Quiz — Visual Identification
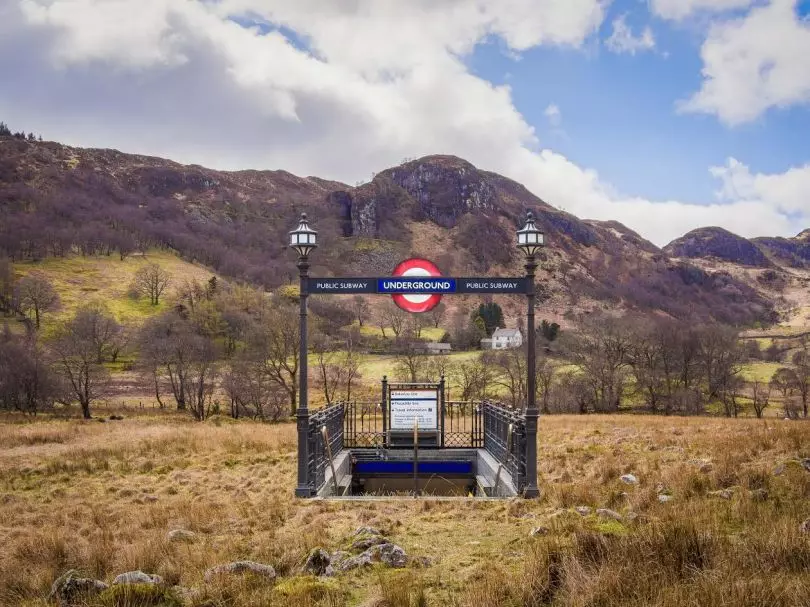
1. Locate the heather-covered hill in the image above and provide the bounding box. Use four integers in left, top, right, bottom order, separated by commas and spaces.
0, 137, 777, 326
663, 227, 772, 268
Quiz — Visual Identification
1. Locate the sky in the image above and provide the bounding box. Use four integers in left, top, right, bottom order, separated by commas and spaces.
0, 0, 809, 247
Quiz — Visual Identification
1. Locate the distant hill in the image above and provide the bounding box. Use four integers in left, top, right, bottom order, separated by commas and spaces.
663, 227, 772, 268
0, 136, 782, 327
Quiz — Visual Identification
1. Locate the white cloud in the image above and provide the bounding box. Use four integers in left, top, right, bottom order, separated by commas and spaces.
711, 158, 810, 215
650, 0, 756, 21
680, 0, 810, 124
0, 0, 807, 249
605, 15, 656, 55
544, 104, 562, 126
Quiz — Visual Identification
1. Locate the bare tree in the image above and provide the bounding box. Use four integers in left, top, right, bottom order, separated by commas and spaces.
223, 358, 286, 420
132, 262, 170, 305
0, 330, 57, 414
451, 356, 495, 401
485, 348, 528, 409
770, 367, 799, 419
750, 380, 770, 419
537, 358, 555, 415
393, 338, 428, 382
138, 312, 219, 419
428, 302, 446, 329
78, 302, 124, 364
51, 307, 112, 419
382, 303, 407, 338
352, 295, 370, 327
791, 338, 810, 417
569, 317, 632, 413
14, 272, 60, 329
256, 304, 300, 416
0, 257, 13, 314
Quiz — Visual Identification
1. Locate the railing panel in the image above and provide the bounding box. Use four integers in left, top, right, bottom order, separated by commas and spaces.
482, 401, 527, 493
308, 402, 345, 493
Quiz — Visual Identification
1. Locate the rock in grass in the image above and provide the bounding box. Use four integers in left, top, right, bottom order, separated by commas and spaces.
800, 519, 810, 534
574, 506, 592, 516
339, 543, 408, 571
353, 526, 382, 537
49, 570, 108, 605
167, 529, 196, 543
204, 561, 276, 582
773, 463, 786, 476
658, 494, 674, 503
350, 534, 388, 551
708, 489, 733, 500
596, 508, 623, 521
529, 526, 550, 537
620, 474, 638, 485
802, 459, 810, 473
112, 571, 163, 585
303, 548, 331, 577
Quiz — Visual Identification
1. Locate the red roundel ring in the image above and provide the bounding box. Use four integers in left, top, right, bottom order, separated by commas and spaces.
391, 258, 442, 313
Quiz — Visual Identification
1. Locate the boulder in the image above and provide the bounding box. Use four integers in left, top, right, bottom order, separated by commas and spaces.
802, 459, 810, 473
350, 534, 388, 552
167, 529, 196, 543
112, 571, 163, 585
620, 474, 638, 485
529, 526, 550, 537
49, 570, 108, 605
353, 526, 382, 537
596, 509, 623, 521
658, 494, 674, 503
204, 561, 276, 582
708, 489, 733, 500
574, 506, 592, 517
338, 542, 408, 571
800, 519, 810, 534
302, 548, 331, 577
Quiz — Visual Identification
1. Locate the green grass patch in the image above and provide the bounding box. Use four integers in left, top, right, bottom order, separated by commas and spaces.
740, 362, 785, 382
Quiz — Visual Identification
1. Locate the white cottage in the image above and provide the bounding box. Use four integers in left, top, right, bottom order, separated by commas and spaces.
482, 328, 523, 350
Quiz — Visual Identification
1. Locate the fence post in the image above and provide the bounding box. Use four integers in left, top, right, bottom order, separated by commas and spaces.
381, 375, 388, 448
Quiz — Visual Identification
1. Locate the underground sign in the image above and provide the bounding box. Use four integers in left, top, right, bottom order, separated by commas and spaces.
388, 258, 443, 313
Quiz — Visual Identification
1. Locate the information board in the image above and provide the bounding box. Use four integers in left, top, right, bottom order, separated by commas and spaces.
389, 389, 438, 431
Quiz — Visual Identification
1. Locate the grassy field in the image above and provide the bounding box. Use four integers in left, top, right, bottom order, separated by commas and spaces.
0, 413, 808, 606
13, 252, 218, 332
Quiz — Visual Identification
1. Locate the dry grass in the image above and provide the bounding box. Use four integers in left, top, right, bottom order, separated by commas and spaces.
0, 414, 808, 606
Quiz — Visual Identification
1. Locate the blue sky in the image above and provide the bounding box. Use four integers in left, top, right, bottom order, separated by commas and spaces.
1, 0, 809, 245
470, 0, 810, 206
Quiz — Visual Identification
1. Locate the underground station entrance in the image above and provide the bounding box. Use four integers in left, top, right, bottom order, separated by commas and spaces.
309, 379, 528, 497
289, 211, 545, 499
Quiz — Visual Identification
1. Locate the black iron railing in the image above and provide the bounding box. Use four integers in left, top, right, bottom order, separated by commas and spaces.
482, 401, 527, 493
307, 399, 528, 494
443, 401, 484, 447
343, 401, 384, 448
308, 402, 345, 492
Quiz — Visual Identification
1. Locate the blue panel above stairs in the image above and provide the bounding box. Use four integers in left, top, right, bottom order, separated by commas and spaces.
354, 460, 473, 475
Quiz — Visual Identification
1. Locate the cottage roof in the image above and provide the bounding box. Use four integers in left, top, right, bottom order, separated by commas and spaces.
492, 328, 521, 338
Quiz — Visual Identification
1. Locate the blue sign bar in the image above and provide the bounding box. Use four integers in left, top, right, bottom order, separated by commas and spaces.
306, 277, 528, 294
377, 278, 457, 294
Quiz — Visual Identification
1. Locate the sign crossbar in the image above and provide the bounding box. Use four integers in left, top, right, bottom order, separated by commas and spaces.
307, 277, 528, 295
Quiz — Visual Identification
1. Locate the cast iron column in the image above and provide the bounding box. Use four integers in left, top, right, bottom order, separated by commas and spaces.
295, 256, 311, 497
524, 255, 540, 498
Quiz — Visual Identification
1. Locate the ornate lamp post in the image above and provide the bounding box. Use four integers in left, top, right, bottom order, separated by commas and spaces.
516, 211, 545, 498
290, 213, 317, 497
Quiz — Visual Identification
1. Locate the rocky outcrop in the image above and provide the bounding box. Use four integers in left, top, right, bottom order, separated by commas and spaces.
664, 227, 771, 267
112, 571, 163, 585
48, 570, 108, 605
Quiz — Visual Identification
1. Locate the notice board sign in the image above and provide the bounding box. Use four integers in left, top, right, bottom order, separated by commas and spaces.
389, 388, 438, 431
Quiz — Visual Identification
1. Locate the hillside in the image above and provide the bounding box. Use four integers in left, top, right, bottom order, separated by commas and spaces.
0, 137, 782, 327
663, 227, 772, 268
12, 251, 219, 332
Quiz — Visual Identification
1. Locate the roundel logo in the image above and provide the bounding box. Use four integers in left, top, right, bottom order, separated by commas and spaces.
391, 258, 442, 313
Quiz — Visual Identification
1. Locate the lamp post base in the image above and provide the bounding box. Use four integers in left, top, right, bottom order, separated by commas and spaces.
523, 486, 541, 499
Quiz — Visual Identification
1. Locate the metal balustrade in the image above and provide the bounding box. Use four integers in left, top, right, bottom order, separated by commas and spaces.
307, 398, 528, 495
